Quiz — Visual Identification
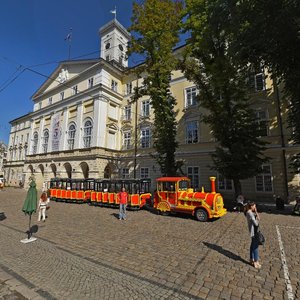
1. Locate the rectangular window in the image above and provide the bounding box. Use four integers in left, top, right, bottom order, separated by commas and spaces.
111, 80, 118, 92
122, 168, 130, 179
126, 82, 132, 95
248, 65, 265, 92
185, 87, 197, 107
142, 100, 150, 117
38, 102, 42, 109
256, 165, 273, 192
187, 167, 199, 190
218, 175, 233, 190
48, 97, 52, 105
141, 127, 150, 148
140, 167, 149, 179
88, 78, 94, 88
256, 110, 269, 137
186, 121, 198, 144
60, 91, 64, 100
72, 85, 78, 95
124, 105, 131, 121
123, 131, 131, 149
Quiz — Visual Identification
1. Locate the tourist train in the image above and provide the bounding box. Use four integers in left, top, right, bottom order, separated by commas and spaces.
49, 176, 227, 222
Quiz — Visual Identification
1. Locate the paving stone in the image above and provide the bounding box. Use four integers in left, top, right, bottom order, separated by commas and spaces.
0, 188, 299, 299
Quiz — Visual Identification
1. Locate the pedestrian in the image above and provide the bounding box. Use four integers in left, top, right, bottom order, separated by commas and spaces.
118, 187, 128, 220
245, 201, 261, 269
37, 192, 48, 222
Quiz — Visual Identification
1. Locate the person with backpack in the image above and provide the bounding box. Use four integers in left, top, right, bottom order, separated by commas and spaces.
245, 201, 261, 269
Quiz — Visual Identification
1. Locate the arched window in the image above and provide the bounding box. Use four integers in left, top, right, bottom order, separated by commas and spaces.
32, 132, 38, 154
42, 129, 49, 153
67, 123, 76, 150
83, 120, 93, 148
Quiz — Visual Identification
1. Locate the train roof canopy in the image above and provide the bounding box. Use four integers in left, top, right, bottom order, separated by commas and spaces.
156, 177, 190, 182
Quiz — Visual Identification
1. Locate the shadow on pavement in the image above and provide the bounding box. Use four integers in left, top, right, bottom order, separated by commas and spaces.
0, 212, 6, 221
26, 224, 39, 238
203, 241, 249, 265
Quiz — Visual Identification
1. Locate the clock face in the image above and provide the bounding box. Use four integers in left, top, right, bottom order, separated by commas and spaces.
105, 42, 111, 49
119, 44, 124, 51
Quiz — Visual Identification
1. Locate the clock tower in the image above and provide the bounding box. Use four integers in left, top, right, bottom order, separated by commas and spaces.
99, 19, 131, 68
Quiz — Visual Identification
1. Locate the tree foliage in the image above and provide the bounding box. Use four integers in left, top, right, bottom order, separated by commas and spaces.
128, 0, 183, 176
182, 0, 269, 195
231, 0, 300, 170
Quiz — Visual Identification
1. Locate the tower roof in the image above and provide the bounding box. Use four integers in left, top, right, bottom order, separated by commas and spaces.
99, 19, 131, 40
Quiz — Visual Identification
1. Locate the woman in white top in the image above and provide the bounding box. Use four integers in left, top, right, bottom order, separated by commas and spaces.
38, 192, 49, 222
246, 202, 261, 269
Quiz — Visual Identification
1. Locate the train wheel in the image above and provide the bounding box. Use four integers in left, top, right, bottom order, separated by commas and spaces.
195, 208, 208, 222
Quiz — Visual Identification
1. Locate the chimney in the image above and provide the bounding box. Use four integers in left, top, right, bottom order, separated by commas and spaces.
210, 177, 216, 193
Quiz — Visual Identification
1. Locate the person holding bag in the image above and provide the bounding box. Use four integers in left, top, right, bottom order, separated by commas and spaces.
245, 201, 262, 269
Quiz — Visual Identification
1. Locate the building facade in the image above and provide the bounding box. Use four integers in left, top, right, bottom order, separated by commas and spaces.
4, 19, 300, 202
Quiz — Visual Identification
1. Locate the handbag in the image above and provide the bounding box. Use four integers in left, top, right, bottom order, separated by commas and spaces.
255, 227, 265, 245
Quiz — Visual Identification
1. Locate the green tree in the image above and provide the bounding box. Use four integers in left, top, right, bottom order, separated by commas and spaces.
128, 0, 183, 176
182, 0, 269, 196
231, 0, 300, 170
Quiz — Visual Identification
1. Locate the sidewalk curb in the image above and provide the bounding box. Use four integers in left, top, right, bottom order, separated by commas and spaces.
0, 269, 44, 299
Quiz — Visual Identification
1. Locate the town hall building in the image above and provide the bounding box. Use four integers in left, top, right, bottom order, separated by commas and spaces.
4, 18, 300, 202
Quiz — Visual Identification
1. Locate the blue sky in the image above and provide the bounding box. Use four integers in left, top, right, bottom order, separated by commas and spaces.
0, 0, 137, 144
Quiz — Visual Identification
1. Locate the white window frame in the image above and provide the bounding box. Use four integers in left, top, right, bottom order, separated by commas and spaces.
124, 105, 131, 121
88, 78, 94, 89
126, 82, 132, 95
256, 110, 269, 137
123, 131, 131, 150
111, 80, 118, 92
83, 119, 93, 148
141, 100, 150, 117
255, 164, 273, 192
218, 174, 233, 191
187, 166, 200, 190
72, 85, 78, 95
186, 120, 199, 144
122, 168, 130, 179
67, 123, 76, 150
141, 127, 151, 148
140, 167, 149, 179
185, 86, 198, 107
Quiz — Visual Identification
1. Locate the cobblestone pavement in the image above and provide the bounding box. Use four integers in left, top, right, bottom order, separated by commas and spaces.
0, 187, 299, 299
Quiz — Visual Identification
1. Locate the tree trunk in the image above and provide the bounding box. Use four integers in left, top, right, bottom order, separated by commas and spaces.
233, 179, 242, 200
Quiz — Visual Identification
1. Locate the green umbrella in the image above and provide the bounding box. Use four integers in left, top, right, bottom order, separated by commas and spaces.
22, 180, 38, 239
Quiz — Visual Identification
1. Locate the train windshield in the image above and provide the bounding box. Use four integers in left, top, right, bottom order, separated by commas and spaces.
178, 180, 190, 191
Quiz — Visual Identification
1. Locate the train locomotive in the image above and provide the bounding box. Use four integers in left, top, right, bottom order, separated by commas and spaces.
154, 176, 227, 221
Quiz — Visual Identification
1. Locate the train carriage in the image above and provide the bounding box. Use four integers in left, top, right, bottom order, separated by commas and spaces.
50, 177, 151, 210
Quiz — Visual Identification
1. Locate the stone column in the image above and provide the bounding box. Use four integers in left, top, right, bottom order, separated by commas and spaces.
61, 108, 69, 150
38, 117, 45, 153
97, 96, 108, 147
28, 119, 35, 155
